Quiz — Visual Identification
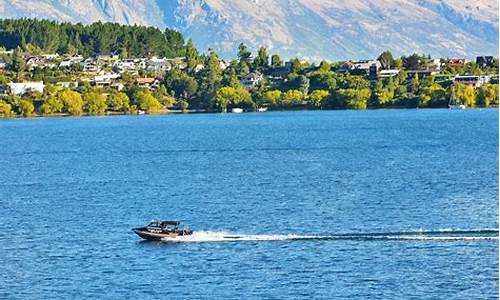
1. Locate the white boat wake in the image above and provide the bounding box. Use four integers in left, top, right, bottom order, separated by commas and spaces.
160, 229, 499, 243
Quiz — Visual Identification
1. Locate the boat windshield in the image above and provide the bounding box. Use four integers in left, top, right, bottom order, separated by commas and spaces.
146, 220, 180, 230
147, 221, 162, 228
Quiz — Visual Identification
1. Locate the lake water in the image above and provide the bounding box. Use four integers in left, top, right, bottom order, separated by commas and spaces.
0, 109, 498, 299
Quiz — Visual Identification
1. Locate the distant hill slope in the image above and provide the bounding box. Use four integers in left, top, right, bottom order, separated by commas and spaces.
0, 0, 498, 60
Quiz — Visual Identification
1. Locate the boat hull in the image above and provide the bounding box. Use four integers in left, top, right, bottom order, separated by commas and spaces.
132, 228, 193, 241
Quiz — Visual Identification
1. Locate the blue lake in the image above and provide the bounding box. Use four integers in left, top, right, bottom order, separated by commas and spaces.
0, 109, 498, 299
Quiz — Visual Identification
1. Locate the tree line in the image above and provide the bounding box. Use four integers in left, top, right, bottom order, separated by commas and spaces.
0, 83, 175, 117
0, 18, 185, 58
0, 19, 498, 118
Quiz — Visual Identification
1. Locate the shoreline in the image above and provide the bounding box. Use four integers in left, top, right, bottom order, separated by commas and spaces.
1, 106, 497, 119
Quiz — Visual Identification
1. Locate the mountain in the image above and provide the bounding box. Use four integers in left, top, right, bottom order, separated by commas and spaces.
0, 0, 498, 60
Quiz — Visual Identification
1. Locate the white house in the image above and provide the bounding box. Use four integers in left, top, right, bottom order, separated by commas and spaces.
9, 81, 44, 95
60, 55, 84, 68
113, 59, 137, 73
94, 73, 121, 82
93, 73, 121, 87
453, 75, 491, 88
56, 81, 79, 89
219, 60, 230, 71
241, 72, 263, 88
378, 69, 400, 79
193, 63, 205, 73
135, 77, 161, 89
82, 63, 100, 73
146, 57, 172, 73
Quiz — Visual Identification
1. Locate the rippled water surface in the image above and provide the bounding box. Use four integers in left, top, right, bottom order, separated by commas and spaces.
0, 109, 498, 299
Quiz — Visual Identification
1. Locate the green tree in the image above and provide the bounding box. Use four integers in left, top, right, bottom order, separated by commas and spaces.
454, 83, 476, 107
169, 72, 198, 101
185, 39, 199, 71
18, 99, 34, 117
83, 91, 107, 115
238, 43, 252, 65
317, 61, 331, 72
374, 80, 395, 107
24, 43, 44, 55
335, 88, 371, 109
59, 90, 83, 115
290, 58, 302, 74
41, 96, 64, 115
222, 74, 241, 88
260, 90, 282, 107
393, 58, 403, 69
281, 89, 305, 107
308, 72, 337, 91
215, 86, 253, 111
0, 18, 186, 59
11, 47, 25, 81
0, 101, 12, 117
408, 74, 420, 94
199, 49, 223, 108
339, 74, 371, 90
177, 99, 189, 112
418, 83, 446, 107
271, 54, 283, 67
205, 50, 222, 85
298, 75, 310, 95
108, 92, 130, 112
0, 74, 10, 85
476, 84, 499, 107
377, 51, 394, 69
403, 54, 421, 70
308, 90, 329, 108
253, 47, 269, 71
160, 94, 176, 109
134, 90, 161, 113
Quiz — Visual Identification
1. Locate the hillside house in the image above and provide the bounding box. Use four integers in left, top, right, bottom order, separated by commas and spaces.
453, 75, 490, 88
335, 61, 355, 74
268, 66, 292, 80
428, 59, 442, 71
241, 72, 263, 88
336, 60, 381, 78
93, 73, 121, 88
113, 59, 137, 73
97, 54, 120, 64
26, 56, 57, 70
9, 81, 44, 95
476, 56, 494, 68
59, 55, 83, 68
219, 60, 230, 70
56, 81, 79, 89
136, 77, 161, 89
447, 58, 466, 67
406, 69, 437, 78
193, 63, 205, 73
81, 58, 100, 73
378, 69, 400, 79
146, 57, 172, 73
110, 82, 125, 91
165, 57, 187, 70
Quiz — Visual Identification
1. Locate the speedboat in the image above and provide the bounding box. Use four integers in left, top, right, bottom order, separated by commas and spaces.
231, 108, 243, 113
132, 220, 193, 241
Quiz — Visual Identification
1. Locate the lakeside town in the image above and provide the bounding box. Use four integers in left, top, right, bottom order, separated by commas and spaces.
0, 19, 498, 117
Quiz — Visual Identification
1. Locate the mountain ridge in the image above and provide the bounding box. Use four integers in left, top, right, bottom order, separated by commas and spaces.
0, 0, 497, 60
